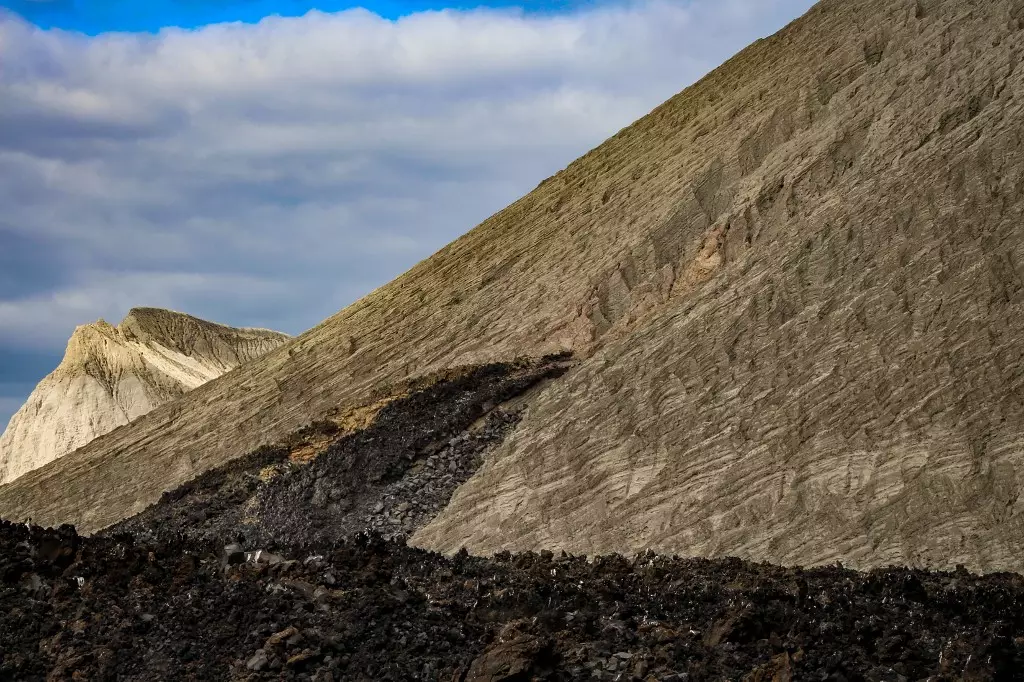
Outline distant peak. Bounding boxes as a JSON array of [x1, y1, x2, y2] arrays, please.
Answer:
[[66, 319, 118, 344], [119, 307, 290, 343], [1, 307, 291, 484], [56, 307, 290, 373], [119, 307, 205, 331]]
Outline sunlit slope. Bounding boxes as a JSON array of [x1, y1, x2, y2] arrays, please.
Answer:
[[416, 0, 1024, 571]]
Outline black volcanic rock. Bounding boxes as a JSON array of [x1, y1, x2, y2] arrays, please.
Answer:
[[107, 357, 572, 554], [2, 522, 1024, 681]]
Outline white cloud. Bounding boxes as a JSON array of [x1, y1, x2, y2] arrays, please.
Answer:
[[0, 0, 816, 358]]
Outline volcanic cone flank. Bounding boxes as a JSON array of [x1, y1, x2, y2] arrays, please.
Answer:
[[3, 0, 1024, 572]]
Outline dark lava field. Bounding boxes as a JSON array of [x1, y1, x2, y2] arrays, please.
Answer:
[[2, 358, 1024, 681]]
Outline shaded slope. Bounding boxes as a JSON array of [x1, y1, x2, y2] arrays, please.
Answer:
[[106, 356, 571, 552], [3, 0, 1024, 575], [0, 308, 289, 485]]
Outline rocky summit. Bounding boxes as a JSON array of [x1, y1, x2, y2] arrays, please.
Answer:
[[0, 308, 289, 485]]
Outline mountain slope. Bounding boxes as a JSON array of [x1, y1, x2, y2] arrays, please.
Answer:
[[0, 308, 289, 484], [414, 0, 1024, 571], [3, 0, 1024, 572]]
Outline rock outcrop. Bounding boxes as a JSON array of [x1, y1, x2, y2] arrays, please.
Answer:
[[0, 308, 289, 484], [3, 0, 1024, 573]]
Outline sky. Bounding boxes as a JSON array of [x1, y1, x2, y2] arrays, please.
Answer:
[[0, 0, 816, 430]]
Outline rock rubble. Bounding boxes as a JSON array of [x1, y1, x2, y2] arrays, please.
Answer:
[[2, 522, 1023, 681], [108, 357, 571, 553]]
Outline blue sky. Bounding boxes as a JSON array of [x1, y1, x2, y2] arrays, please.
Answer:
[[6, 0, 603, 32], [0, 0, 816, 432]]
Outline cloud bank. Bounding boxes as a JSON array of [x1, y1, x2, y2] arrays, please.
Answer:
[[0, 0, 815, 426]]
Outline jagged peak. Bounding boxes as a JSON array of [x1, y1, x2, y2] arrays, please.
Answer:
[[56, 308, 290, 375], [121, 306, 201, 328], [0, 307, 292, 486], [61, 320, 122, 367]]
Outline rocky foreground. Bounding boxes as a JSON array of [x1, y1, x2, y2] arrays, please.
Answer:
[[1, 357, 1023, 680], [2, 522, 1023, 681]]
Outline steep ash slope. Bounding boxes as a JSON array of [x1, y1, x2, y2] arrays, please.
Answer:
[[3, 0, 1024, 573], [416, 0, 1024, 571], [0, 308, 289, 484]]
